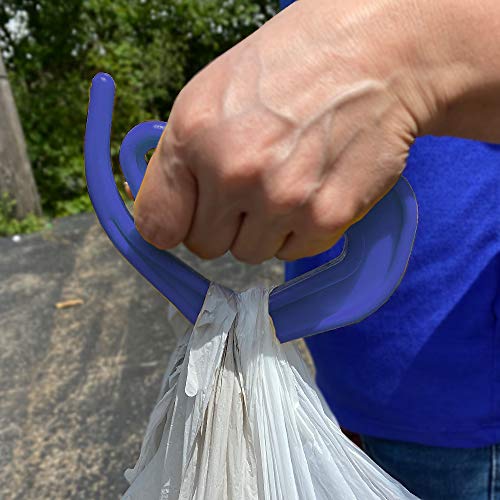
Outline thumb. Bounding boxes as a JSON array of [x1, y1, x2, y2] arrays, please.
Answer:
[[134, 140, 196, 250]]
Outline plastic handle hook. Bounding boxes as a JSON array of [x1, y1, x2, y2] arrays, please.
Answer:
[[84, 73, 210, 324], [84, 73, 418, 343]]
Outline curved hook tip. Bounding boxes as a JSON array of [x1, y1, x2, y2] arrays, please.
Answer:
[[92, 72, 115, 89]]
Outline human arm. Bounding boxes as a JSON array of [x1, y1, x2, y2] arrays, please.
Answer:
[[133, 0, 500, 264]]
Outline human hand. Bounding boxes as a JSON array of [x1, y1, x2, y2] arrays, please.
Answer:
[[124, 182, 134, 202], [133, 0, 500, 264]]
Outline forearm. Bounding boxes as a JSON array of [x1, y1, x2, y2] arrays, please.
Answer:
[[294, 0, 500, 144], [418, 0, 500, 143]]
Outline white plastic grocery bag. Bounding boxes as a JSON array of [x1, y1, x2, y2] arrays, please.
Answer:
[[122, 282, 419, 500]]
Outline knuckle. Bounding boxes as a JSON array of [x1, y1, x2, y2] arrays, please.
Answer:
[[266, 187, 310, 216], [308, 201, 357, 235], [216, 155, 263, 189], [215, 132, 285, 189], [173, 110, 202, 143], [336, 202, 358, 227], [171, 96, 213, 144]]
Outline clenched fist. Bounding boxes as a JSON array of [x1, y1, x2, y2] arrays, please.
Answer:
[[133, 0, 500, 264]]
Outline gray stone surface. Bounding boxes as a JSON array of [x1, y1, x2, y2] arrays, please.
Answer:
[[0, 212, 285, 499]]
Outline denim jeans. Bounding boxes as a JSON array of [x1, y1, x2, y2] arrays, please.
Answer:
[[360, 434, 500, 499]]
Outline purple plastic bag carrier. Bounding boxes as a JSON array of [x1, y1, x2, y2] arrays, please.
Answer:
[[84, 73, 418, 343]]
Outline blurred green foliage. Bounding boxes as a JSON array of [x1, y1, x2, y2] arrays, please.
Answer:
[[0, 192, 47, 236], [0, 0, 278, 216]]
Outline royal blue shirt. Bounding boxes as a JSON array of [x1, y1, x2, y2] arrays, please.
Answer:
[[280, 0, 500, 449]]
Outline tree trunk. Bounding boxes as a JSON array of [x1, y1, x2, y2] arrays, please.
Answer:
[[0, 53, 41, 218]]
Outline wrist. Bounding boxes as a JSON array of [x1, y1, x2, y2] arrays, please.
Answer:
[[410, 0, 500, 142]]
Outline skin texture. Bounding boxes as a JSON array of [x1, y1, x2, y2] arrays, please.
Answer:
[[133, 0, 500, 264]]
